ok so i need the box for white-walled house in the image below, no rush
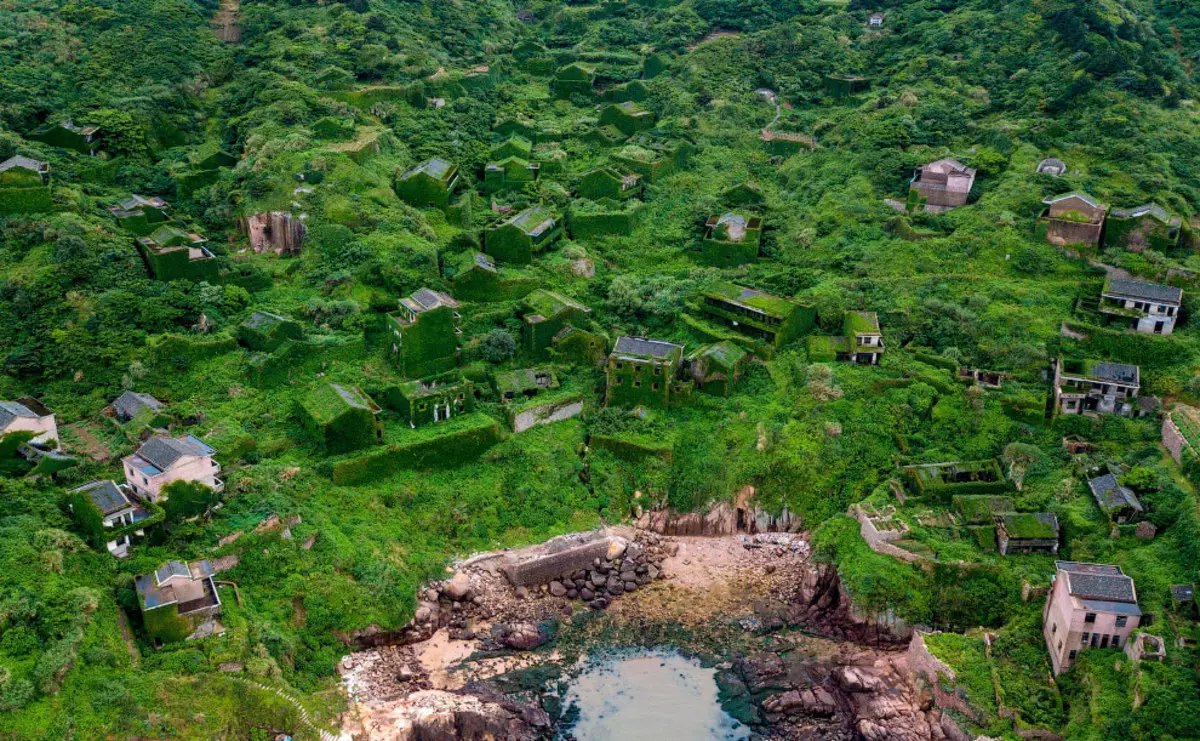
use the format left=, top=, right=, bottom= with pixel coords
left=122, top=434, right=223, bottom=502
left=70, top=480, right=152, bottom=558
left=0, top=398, right=58, bottom=448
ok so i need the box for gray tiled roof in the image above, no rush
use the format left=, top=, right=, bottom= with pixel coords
left=135, top=435, right=215, bottom=471
left=0, top=155, right=48, bottom=174
left=1057, top=561, right=1137, bottom=603
left=112, top=391, right=164, bottom=421
left=1104, top=279, right=1182, bottom=305
left=73, top=480, right=133, bottom=516
left=0, top=400, right=37, bottom=429
left=155, top=560, right=190, bottom=584
left=613, top=336, right=683, bottom=360
left=1089, top=362, right=1139, bottom=384
left=1087, top=473, right=1143, bottom=513
left=1171, top=585, right=1194, bottom=603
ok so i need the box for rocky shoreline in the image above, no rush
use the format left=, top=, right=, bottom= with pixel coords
left=335, top=525, right=979, bottom=741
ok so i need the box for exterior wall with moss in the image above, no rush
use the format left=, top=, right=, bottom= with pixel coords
left=139, top=244, right=220, bottom=282
left=389, top=307, right=459, bottom=379
left=395, top=171, right=451, bottom=209
left=330, top=415, right=502, bottom=485
left=1104, top=214, right=1183, bottom=252
left=605, top=356, right=680, bottom=408
left=568, top=207, right=640, bottom=238
left=298, top=390, right=380, bottom=455
left=550, top=329, right=608, bottom=367
left=0, top=186, right=52, bottom=214
left=700, top=239, right=758, bottom=267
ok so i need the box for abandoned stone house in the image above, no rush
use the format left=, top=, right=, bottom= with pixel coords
left=1053, top=358, right=1144, bottom=418
left=521, top=289, right=591, bottom=360
left=299, top=383, right=383, bottom=453
left=1038, top=193, right=1107, bottom=248
left=483, top=155, right=540, bottom=193
left=30, top=120, right=102, bottom=155
left=550, top=62, right=595, bottom=98
left=1106, top=203, right=1184, bottom=251
left=808, top=312, right=885, bottom=365
left=485, top=205, right=563, bottom=265
left=1087, top=472, right=1144, bottom=524
left=598, top=101, right=655, bottom=136
left=0, top=156, right=53, bottom=214
left=686, top=341, right=749, bottom=397
left=1098, top=277, right=1182, bottom=335
left=138, top=226, right=218, bottom=281
left=1036, top=158, right=1067, bottom=177
left=109, top=391, right=165, bottom=423
left=493, top=367, right=558, bottom=402
left=389, top=373, right=474, bottom=429
left=605, top=336, right=687, bottom=408
left=243, top=211, right=306, bottom=256
left=1043, top=561, right=1141, bottom=675
left=396, top=157, right=460, bottom=209
left=702, top=212, right=763, bottom=267
left=122, top=434, right=223, bottom=502
left=238, top=310, right=304, bottom=352
left=70, top=480, right=152, bottom=558
left=136, top=559, right=222, bottom=644
left=698, top=282, right=816, bottom=349
left=0, top=155, right=50, bottom=185
left=901, top=459, right=1007, bottom=498
left=0, top=398, right=59, bottom=448
left=909, top=158, right=976, bottom=210
left=996, top=512, right=1060, bottom=556
left=109, top=194, right=170, bottom=235
left=389, top=288, right=461, bottom=379
left=577, top=167, right=643, bottom=201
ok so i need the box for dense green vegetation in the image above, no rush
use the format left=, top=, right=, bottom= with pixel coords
left=5, top=0, right=1200, bottom=738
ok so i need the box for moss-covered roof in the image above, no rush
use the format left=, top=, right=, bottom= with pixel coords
left=523, top=289, right=587, bottom=321
left=844, top=311, right=880, bottom=336
left=494, top=367, right=558, bottom=396
left=690, top=341, right=747, bottom=369
left=303, top=383, right=375, bottom=425
left=706, top=282, right=805, bottom=319
left=1001, top=512, right=1059, bottom=540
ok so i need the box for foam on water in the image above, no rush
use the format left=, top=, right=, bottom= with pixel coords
left=559, top=651, right=751, bottom=741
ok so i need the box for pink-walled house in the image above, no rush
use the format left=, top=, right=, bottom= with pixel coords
left=122, top=434, right=223, bottom=502
left=0, top=398, right=59, bottom=448
left=1043, top=561, right=1141, bottom=675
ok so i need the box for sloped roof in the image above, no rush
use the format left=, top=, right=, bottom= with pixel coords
left=403, top=288, right=459, bottom=313
left=0, top=155, right=49, bottom=174
left=402, top=157, right=455, bottom=181
left=72, top=480, right=135, bottom=516
left=134, top=434, right=216, bottom=472
left=1112, top=203, right=1180, bottom=226
left=1043, top=192, right=1106, bottom=210
left=0, top=400, right=39, bottom=429
left=1087, top=473, right=1144, bottom=514
left=1086, top=361, right=1139, bottom=384
left=1103, top=278, right=1182, bottom=305
left=613, top=336, right=683, bottom=360
left=1056, top=561, right=1138, bottom=603
left=112, top=391, right=164, bottom=420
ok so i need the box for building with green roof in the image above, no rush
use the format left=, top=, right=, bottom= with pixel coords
left=395, top=157, right=460, bottom=209
left=237, top=310, right=304, bottom=352
left=698, top=283, right=815, bottom=348
left=298, top=383, right=382, bottom=454
left=686, top=342, right=749, bottom=397
left=485, top=205, right=563, bottom=265
left=483, top=155, right=540, bottom=193
left=388, top=288, right=461, bottom=378
left=109, top=194, right=171, bottom=235
left=521, top=289, right=591, bottom=360
left=448, top=251, right=536, bottom=302
left=996, top=512, right=1060, bottom=556
left=807, top=311, right=884, bottom=365
left=493, top=367, right=559, bottom=402
left=29, top=120, right=102, bottom=155
left=1105, top=203, right=1185, bottom=252
left=701, top=212, right=762, bottom=267
left=605, top=336, right=688, bottom=408
left=577, top=167, right=643, bottom=202
left=612, top=144, right=673, bottom=183
left=0, top=156, right=52, bottom=214
left=137, top=227, right=219, bottom=281
left=490, top=136, right=533, bottom=161
left=551, top=62, right=595, bottom=98
left=599, top=101, right=655, bottom=136
left=385, top=372, right=474, bottom=429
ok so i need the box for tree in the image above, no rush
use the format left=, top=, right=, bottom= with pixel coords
left=479, top=329, right=516, bottom=364
left=161, top=480, right=220, bottom=523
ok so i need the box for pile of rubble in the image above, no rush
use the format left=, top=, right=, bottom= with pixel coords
left=516, top=531, right=669, bottom=611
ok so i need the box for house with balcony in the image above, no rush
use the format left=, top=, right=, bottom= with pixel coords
left=395, top=157, right=460, bottom=209
left=1043, top=561, right=1141, bottom=675
left=484, top=205, right=563, bottom=265
left=1037, top=193, right=1107, bottom=249
left=697, top=282, right=816, bottom=350
left=0, top=398, right=59, bottom=448
left=909, top=158, right=976, bottom=211
left=109, top=195, right=170, bottom=235
left=122, top=434, right=223, bottom=502
left=136, top=559, right=223, bottom=644
left=1053, top=358, right=1142, bottom=418
left=807, top=312, right=885, bottom=365
left=701, top=212, right=763, bottom=267
left=386, top=373, right=475, bottom=429
left=68, top=480, right=156, bottom=558
left=388, top=288, right=461, bottom=378
left=1106, top=203, right=1185, bottom=251
left=605, top=336, right=687, bottom=408
left=1098, top=278, right=1182, bottom=335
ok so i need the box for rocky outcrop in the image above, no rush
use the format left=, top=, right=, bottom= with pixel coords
left=785, top=563, right=907, bottom=645
left=243, top=211, right=305, bottom=255
left=635, top=498, right=800, bottom=536
left=356, top=689, right=549, bottom=740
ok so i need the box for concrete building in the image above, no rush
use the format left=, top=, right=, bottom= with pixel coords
left=122, top=434, right=223, bottom=502
left=1098, top=278, right=1182, bottom=335
left=1053, top=358, right=1142, bottom=418
left=910, top=158, right=976, bottom=210
left=388, top=288, right=461, bottom=378
left=0, top=398, right=58, bottom=448
left=69, top=480, right=153, bottom=558
left=1038, top=193, right=1107, bottom=248
left=136, top=559, right=222, bottom=643
left=1043, top=561, right=1141, bottom=675
left=605, top=336, right=686, bottom=408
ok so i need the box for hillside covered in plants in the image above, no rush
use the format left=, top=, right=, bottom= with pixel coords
left=4, top=0, right=1200, bottom=738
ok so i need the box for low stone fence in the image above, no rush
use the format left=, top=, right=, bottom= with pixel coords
left=500, top=537, right=615, bottom=587
left=852, top=504, right=925, bottom=563
left=511, top=398, right=582, bottom=434
left=1163, top=413, right=1189, bottom=466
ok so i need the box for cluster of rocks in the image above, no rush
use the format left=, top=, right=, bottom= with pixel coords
left=352, top=688, right=549, bottom=741
left=518, top=532, right=669, bottom=611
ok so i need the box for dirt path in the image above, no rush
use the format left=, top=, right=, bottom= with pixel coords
left=115, top=608, right=141, bottom=667
left=213, top=0, right=241, bottom=43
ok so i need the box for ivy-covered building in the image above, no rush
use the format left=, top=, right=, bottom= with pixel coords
left=109, top=194, right=171, bottom=235
left=237, top=310, right=304, bottom=351
left=1053, top=358, right=1145, bottom=418
left=1038, top=193, right=1107, bottom=248
left=395, top=157, right=460, bottom=209
left=388, top=288, right=461, bottom=378
left=577, top=167, right=643, bottom=201
left=550, top=325, right=608, bottom=367
left=449, top=251, right=535, bottom=302
left=686, top=341, right=749, bottom=397
left=29, top=120, right=102, bottom=155
left=299, top=383, right=383, bottom=453
left=483, top=155, right=540, bottom=192
left=824, top=73, right=870, bottom=99
left=598, top=101, right=655, bottom=136
left=996, top=512, right=1060, bottom=556
left=138, top=226, right=218, bottom=281
left=490, top=135, right=533, bottom=160
left=901, top=459, right=1009, bottom=500
left=108, top=391, right=166, bottom=424
left=387, top=373, right=474, bottom=428
left=807, top=312, right=885, bottom=365
left=0, top=155, right=52, bottom=214
left=1105, top=203, right=1184, bottom=251
left=485, top=205, right=563, bottom=265
left=701, top=213, right=762, bottom=267
left=135, top=559, right=222, bottom=644
left=68, top=480, right=159, bottom=558
left=605, top=336, right=686, bottom=408
left=521, top=289, right=591, bottom=360
left=698, top=282, right=816, bottom=348
left=551, top=62, right=595, bottom=98
left=493, top=367, right=558, bottom=402
left=567, top=198, right=643, bottom=238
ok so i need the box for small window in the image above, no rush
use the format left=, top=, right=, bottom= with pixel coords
left=419, top=403, right=427, bottom=411
left=1111, top=635, right=1120, bottom=648
left=614, top=377, right=622, bottom=386
left=651, top=383, right=658, bottom=391
left=653, top=366, right=661, bottom=375
left=633, top=379, right=641, bottom=388
left=1069, top=650, right=1077, bottom=661
left=1052, top=623, right=1058, bottom=635
left=1115, top=616, right=1127, bottom=628
left=1082, top=632, right=1090, bottom=644
left=1085, top=612, right=1096, bottom=624
left=616, top=363, right=623, bottom=370
left=1100, top=635, right=1109, bottom=649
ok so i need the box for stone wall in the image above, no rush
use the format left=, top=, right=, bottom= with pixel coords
left=242, top=211, right=306, bottom=255
left=500, top=537, right=614, bottom=587
left=1163, top=414, right=1189, bottom=466
left=635, top=499, right=799, bottom=536
left=852, top=504, right=925, bottom=563
left=906, top=631, right=956, bottom=684
left=511, top=398, right=582, bottom=433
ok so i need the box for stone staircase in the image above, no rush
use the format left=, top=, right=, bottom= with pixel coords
left=237, top=679, right=339, bottom=741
